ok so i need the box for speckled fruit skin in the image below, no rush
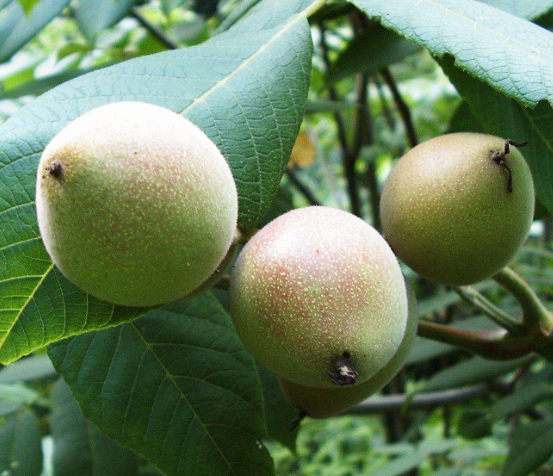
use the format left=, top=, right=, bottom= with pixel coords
left=278, top=281, right=418, bottom=419
left=381, top=133, right=535, bottom=286
left=36, top=102, right=238, bottom=307
left=230, top=206, right=408, bottom=389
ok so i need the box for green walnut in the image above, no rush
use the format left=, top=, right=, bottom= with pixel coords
left=36, top=102, right=238, bottom=307
left=381, top=133, right=535, bottom=286
left=230, top=206, right=408, bottom=389
left=278, top=280, right=418, bottom=419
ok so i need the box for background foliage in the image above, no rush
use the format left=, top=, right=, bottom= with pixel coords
left=2, top=0, right=553, bottom=476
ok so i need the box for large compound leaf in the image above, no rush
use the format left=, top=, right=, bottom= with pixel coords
left=51, top=379, right=138, bottom=476
left=0, top=0, right=71, bottom=63
left=0, top=0, right=317, bottom=364
left=441, top=59, right=553, bottom=213
left=48, top=293, right=272, bottom=476
left=351, top=0, right=553, bottom=108
left=479, top=0, right=553, bottom=21
left=74, top=0, right=139, bottom=41
left=0, top=410, right=42, bottom=476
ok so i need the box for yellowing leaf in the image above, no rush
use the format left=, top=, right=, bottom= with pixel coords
left=289, top=131, right=316, bottom=167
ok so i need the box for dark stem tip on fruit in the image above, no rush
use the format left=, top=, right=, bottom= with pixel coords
left=46, top=160, right=64, bottom=179
left=328, top=357, right=359, bottom=386
left=492, top=145, right=514, bottom=193
left=507, top=139, right=529, bottom=149
left=290, top=410, right=307, bottom=432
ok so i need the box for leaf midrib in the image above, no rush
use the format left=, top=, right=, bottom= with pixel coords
left=179, top=2, right=314, bottom=117
left=0, top=263, right=54, bottom=357
left=130, top=322, right=238, bottom=476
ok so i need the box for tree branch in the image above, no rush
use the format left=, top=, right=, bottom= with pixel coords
left=493, top=267, right=553, bottom=334
left=347, top=382, right=510, bottom=414
left=380, top=67, right=418, bottom=148
left=132, top=8, right=179, bottom=50
left=285, top=168, right=321, bottom=206
left=319, top=25, right=362, bottom=217
left=454, top=286, right=524, bottom=335
left=417, top=320, right=534, bottom=360
left=374, top=75, right=396, bottom=130
left=351, top=73, right=370, bottom=159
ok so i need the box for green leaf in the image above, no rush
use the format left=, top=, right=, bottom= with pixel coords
left=458, top=408, right=492, bottom=440
left=492, top=382, right=552, bottom=420
left=479, top=0, right=553, bottom=20
left=449, top=444, right=508, bottom=463
left=430, top=470, right=462, bottom=476
left=75, top=0, right=139, bottom=41
left=48, top=294, right=273, bottom=476
left=0, top=63, right=37, bottom=92
left=161, top=0, right=185, bottom=17
left=0, top=65, right=114, bottom=100
left=422, top=356, right=534, bottom=392
left=351, top=0, right=553, bottom=108
left=502, top=419, right=553, bottom=476
left=0, top=383, right=40, bottom=416
left=0, top=382, right=42, bottom=416
left=368, top=441, right=455, bottom=476
left=0, top=383, right=41, bottom=404
left=0, top=0, right=316, bottom=364
left=256, top=363, right=298, bottom=452
left=0, top=400, right=24, bottom=417
left=440, top=57, right=553, bottom=214
left=0, top=355, right=56, bottom=383
left=367, top=452, right=426, bottom=476
left=0, top=264, right=148, bottom=365
left=447, top=101, right=483, bottom=134
left=140, top=471, right=165, bottom=476
left=0, top=0, right=71, bottom=63
left=329, top=23, right=420, bottom=82
left=51, top=379, right=138, bottom=476
left=15, top=0, right=40, bottom=14
left=458, top=383, right=552, bottom=440
left=0, top=410, right=42, bottom=476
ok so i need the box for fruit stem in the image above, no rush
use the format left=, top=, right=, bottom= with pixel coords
left=493, top=267, right=553, bottom=335
left=453, top=286, right=524, bottom=335
left=417, top=321, right=534, bottom=360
